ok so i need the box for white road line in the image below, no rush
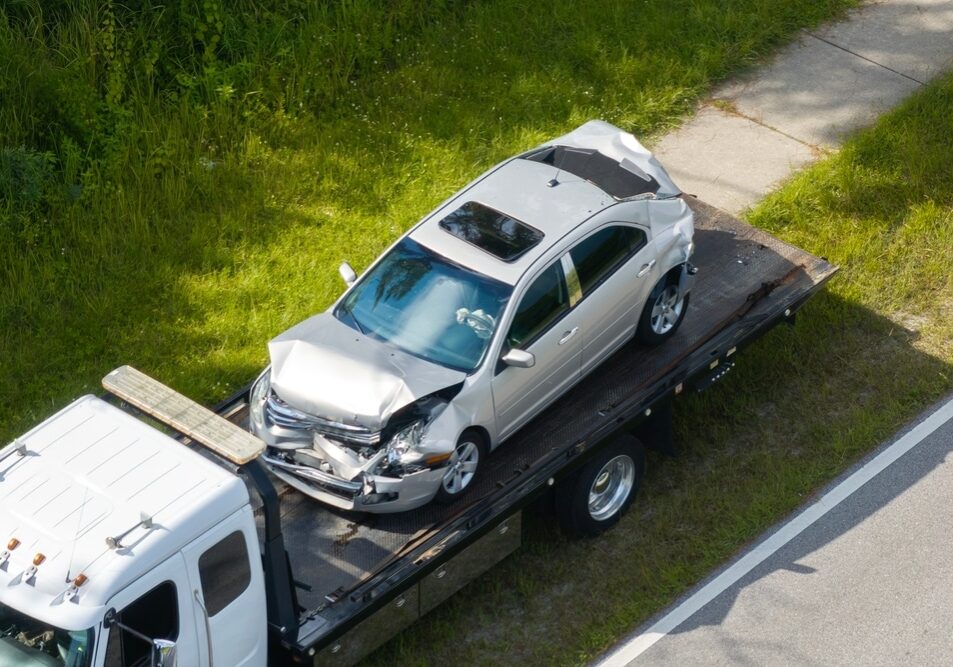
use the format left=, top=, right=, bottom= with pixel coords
left=594, top=394, right=953, bottom=667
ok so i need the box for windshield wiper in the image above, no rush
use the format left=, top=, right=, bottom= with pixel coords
left=337, top=301, right=366, bottom=335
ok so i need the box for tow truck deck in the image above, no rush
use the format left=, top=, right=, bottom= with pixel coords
left=182, top=198, right=836, bottom=664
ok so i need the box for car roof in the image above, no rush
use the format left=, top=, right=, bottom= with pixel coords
left=409, top=158, right=617, bottom=285
left=408, top=121, right=680, bottom=286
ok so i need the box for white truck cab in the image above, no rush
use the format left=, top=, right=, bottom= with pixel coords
left=0, top=389, right=268, bottom=667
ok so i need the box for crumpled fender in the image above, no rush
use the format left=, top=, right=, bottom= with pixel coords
left=415, top=398, right=473, bottom=460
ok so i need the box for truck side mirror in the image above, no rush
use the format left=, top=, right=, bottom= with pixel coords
left=501, top=349, right=535, bottom=368
left=339, top=262, right=357, bottom=287
left=152, top=638, right=177, bottom=667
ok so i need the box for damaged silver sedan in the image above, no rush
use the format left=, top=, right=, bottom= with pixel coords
left=249, top=120, right=696, bottom=513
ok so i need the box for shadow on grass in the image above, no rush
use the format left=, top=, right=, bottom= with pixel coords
left=610, top=288, right=953, bottom=658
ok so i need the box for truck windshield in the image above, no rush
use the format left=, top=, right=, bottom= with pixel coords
left=0, top=602, right=94, bottom=666
left=335, top=238, right=512, bottom=372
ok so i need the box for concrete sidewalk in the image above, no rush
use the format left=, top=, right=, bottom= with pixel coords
left=651, top=0, right=953, bottom=214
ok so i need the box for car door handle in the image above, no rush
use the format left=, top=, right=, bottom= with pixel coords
left=637, top=260, right=656, bottom=278
left=558, top=327, right=579, bottom=345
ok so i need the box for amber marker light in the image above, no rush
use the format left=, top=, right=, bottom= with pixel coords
left=6, top=538, right=19, bottom=551
left=72, top=573, right=88, bottom=587
left=32, top=553, right=45, bottom=566
left=425, top=452, right=453, bottom=466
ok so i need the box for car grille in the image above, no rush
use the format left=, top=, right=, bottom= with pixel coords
left=265, top=393, right=381, bottom=447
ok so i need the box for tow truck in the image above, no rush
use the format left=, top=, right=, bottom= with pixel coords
left=0, top=198, right=835, bottom=666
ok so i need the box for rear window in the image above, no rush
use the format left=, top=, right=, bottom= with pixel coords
left=522, top=146, right=660, bottom=199
left=439, top=201, right=543, bottom=262
left=198, top=531, right=251, bottom=616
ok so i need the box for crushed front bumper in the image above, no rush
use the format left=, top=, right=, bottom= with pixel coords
left=262, top=453, right=444, bottom=513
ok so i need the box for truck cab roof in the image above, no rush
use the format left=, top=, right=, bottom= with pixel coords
left=0, top=395, right=248, bottom=630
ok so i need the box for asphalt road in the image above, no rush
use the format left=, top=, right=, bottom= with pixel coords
left=597, top=394, right=953, bottom=665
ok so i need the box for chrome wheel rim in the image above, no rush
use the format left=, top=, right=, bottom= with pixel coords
left=442, top=440, right=479, bottom=495
left=650, top=285, right=683, bottom=335
left=588, top=455, right=635, bottom=521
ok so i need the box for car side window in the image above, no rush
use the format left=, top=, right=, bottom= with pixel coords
left=198, top=531, right=252, bottom=617
left=507, top=262, right=569, bottom=349
left=569, top=225, right=647, bottom=296
left=104, top=581, right=178, bottom=667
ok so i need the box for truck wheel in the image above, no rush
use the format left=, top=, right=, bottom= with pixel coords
left=435, top=431, right=487, bottom=504
left=636, top=275, right=689, bottom=346
left=556, top=435, right=645, bottom=538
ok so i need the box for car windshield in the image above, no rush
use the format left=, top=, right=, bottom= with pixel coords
left=335, top=238, right=512, bottom=372
left=0, top=601, right=94, bottom=666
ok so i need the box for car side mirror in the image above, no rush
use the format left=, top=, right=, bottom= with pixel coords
left=152, top=639, right=177, bottom=667
left=501, top=349, right=535, bottom=368
left=339, top=262, right=357, bottom=287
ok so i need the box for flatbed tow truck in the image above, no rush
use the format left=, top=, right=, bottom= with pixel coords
left=0, top=199, right=835, bottom=667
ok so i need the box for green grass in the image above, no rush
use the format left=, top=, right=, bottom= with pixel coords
left=13, top=1, right=953, bottom=665
left=364, top=73, right=953, bottom=665
left=0, top=0, right=859, bottom=436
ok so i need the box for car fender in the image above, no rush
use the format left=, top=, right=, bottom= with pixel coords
left=418, top=399, right=474, bottom=458
left=649, top=199, right=695, bottom=283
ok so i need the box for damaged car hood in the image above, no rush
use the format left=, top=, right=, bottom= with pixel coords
left=268, top=313, right=467, bottom=431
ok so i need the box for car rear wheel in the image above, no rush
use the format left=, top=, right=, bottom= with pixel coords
left=636, top=274, right=689, bottom=345
left=435, top=431, right=487, bottom=504
left=555, top=434, right=645, bottom=538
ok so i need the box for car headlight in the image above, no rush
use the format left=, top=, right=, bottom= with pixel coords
left=249, top=366, right=271, bottom=429
left=384, top=420, right=426, bottom=466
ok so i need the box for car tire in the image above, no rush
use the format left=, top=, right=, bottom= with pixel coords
left=555, top=434, right=645, bottom=538
left=435, top=430, right=487, bottom=504
left=636, top=272, right=689, bottom=346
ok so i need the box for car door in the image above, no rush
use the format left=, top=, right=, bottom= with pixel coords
left=567, top=224, right=657, bottom=375
left=492, top=259, right=583, bottom=440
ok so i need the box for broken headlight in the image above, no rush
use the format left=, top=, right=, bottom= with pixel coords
left=384, top=420, right=426, bottom=467
left=249, top=366, right=271, bottom=429
left=383, top=419, right=453, bottom=474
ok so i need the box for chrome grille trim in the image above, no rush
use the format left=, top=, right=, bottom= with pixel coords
left=265, top=394, right=381, bottom=446
left=262, top=455, right=363, bottom=497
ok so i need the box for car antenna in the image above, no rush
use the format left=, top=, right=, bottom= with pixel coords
left=547, top=147, right=567, bottom=188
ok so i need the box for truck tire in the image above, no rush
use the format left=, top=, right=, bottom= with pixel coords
left=556, top=434, right=645, bottom=538
left=435, top=430, right=487, bottom=504
left=636, top=274, right=689, bottom=346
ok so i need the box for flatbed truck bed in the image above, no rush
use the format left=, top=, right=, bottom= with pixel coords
left=197, top=198, right=836, bottom=664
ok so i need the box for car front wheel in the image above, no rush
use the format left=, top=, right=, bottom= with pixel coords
left=435, top=431, right=487, bottom=504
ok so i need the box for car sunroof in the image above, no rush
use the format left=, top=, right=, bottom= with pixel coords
left=438, top=201, right=544, bottom=262
left=523, top=145, right=660, bottom=199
